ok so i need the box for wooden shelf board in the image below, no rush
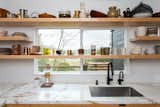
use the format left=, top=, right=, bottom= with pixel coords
left=0, top=36, right=32, bottom=43
left=131, top=36, right=160, bottom=42
left=0, top=54, right=160, bottom=59
left=0, top=55, right=127, bottom=59
left=0, top=18, right=160, bottom=27
left=129, top=54, right=160, bottom=59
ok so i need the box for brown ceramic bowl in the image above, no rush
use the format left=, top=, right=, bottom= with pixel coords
left=39, top=13, right=56, bottom=18
left=90, top=10, right=107, bottom=18
left=0, top=8, right=10, bottom=18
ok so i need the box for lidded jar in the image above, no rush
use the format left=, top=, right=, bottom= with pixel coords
left=108, top=6, right=118, bottom=17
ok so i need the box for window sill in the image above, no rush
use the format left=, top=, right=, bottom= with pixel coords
left=34, top=70, right=125, bottom=75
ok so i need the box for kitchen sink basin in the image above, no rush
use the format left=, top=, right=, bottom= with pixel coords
left=89, top=87, right=143, bottom=97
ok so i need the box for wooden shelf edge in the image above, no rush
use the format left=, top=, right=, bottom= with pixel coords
left=0, top=18, right=160, bottom=27
left=129, top=54, right=160, bottom=59
left=0, top=17, right=160, bottom=22
left=0, top=36, right=32, bottom=43
left=0, top=55, right=160, bottom=59
left=0, top=55, right=128, bottom=59
left=130, top=36, right=160, bottom=42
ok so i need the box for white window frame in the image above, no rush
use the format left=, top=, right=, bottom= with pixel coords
left=34, top=27, right=128, bottom=75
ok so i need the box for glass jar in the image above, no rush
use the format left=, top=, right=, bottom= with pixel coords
left=108, top=6, right=118, bottom=17
left=43, top=48, right=51, bottom=55
left=91, top=45, right=96, bottom=55
left=59, top=11, right=71, bottom=18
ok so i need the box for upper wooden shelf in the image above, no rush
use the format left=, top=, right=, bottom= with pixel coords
left=0, top=55, right=128, bottom=59
left=130, top=36, right=160, bottom=42
left=0, top=18, right=160, bottom=27
left=0, top=54, right=160, bottom=60
left=0, top=36, right=32, bottom=43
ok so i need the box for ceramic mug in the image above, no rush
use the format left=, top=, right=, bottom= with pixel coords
left=112, top=48, right=126, bottom=55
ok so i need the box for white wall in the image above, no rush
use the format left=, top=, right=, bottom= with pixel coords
left=0, top=0, right=7, bottom=8
left=0, top=60, right=34, bottom=83
left=0, top=0, right=160, bottom=84
left=128, top=60, right=160, bottom=83
left=3, top=0, right=160, bottom=16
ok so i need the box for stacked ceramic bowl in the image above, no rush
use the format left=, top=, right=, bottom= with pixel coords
left=0, top=31, right=8, bottom=36
left=0, top=48, right=11, bottom=55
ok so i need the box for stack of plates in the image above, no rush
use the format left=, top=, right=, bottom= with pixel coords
left=0, top=31, right=8, bottom=36
left=0, top=48, right=11, bottom=55
left=12, top=32, right=28, bottom=38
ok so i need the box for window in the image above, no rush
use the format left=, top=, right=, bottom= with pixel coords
left=35, top=29, right=124, bottom=74
left=82, top=30, right=112, bottom=71
left=37, top=29, right=80, bottom=73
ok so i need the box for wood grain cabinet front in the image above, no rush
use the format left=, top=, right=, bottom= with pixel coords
left=5, top=104, right=160, bottom=107
left=124, top=104, right=156, bottom=107
left=156, top=105, right=160, bottom=107
left=94, top=104, right=119, bottom=107
left=30, top=104, right=82, bottom=107
left=6, top=104, right=30, bottom=107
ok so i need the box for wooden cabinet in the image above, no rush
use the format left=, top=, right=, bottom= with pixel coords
left=84, top=104, right=157, bottom=107
left=5, top=104, right=160, bottom=107
left=30, top=104, right=81, bottom=107
left=6, top=104, right=30, bottom=107
left=126, top=104, right=156, bottom=107
left=94, top=104, right=118, bottom=107
left=30, top=104, right=50, bottom=107
left=156, top=105, right=160, bottom=107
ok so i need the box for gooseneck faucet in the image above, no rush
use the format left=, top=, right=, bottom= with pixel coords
left=107, top=62, right=114, bottom=85
left=118, top=71, right=124, bottom=85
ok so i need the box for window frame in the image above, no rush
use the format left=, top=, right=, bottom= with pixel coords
left=34, top=27, right=128, bottom=75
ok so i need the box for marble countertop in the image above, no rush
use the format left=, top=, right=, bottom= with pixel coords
left=0, top=83, right=160, bottom=105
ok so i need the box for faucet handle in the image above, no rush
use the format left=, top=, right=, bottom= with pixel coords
left=95, top=80, right=99, bottom=85
left=119, top=71, right=124, bottom=79
left=118, top=71, right=124, bottom=85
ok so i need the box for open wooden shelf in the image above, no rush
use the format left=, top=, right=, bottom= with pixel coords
left=0, top=54, right=160, bottom=60
left=0, top=18, right=160, bottom=60
left=0, top=55, right=128, bottom=59
left=0, top=36, right=32, bottom=43
left=129, top=54, right=160, bottom=59
left=130, top=36, right=160, bottom=42
left=0, top=18, right=160, bottom=27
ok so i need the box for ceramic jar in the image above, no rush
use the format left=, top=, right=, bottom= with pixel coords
left=108, top=6, right=119, bottom=17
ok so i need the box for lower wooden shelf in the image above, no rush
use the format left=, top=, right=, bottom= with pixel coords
left=0, top=54, right=160, bottom=59
left=130, top=36, right=160, bottom=42
left=0, top=55, right=127, bottom=59
left=129, top=54, right=160, bottom=59
left=0, top=36, right=32, bottom=43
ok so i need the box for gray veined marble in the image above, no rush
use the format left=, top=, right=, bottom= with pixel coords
left=0, top=83, right=160, bottom=106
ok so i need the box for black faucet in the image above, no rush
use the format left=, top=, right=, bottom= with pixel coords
left=95, top=80, right=99, bottom=85
left=118, top=71, right=124, bottom=85
left=107, top=62, right=114, bottom=85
